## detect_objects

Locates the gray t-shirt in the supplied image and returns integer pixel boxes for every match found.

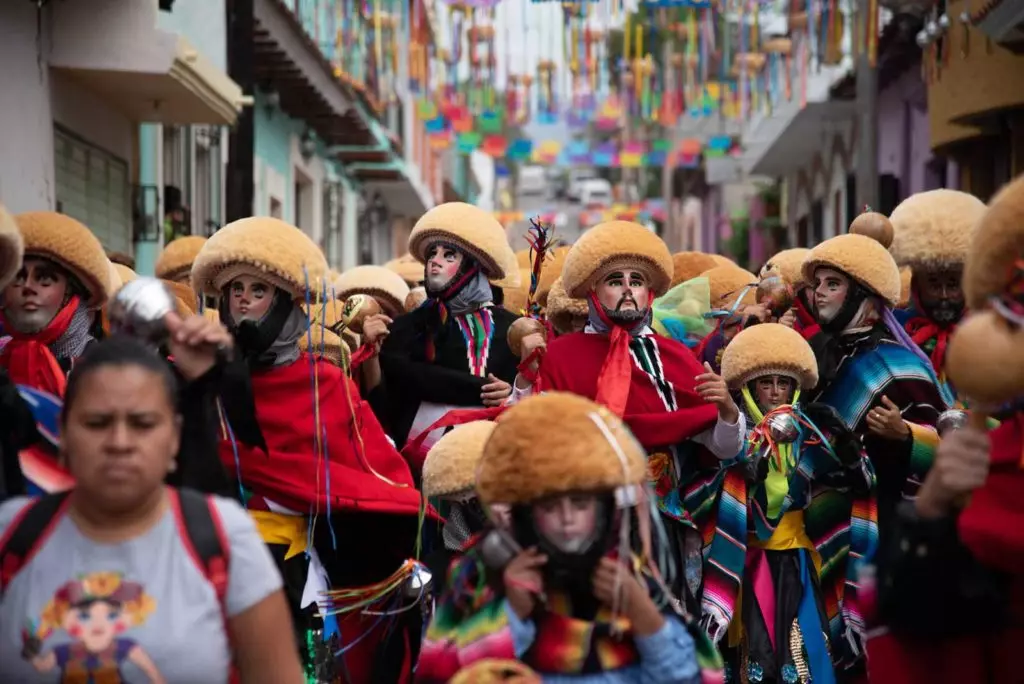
[0,494,282,684]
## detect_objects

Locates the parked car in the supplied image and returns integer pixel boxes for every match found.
[579,179,614,208]
[517,166,547,197]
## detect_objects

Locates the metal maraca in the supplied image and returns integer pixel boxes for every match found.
[767,412,800,444]
[107,277,176,345]
[936,409,969,436]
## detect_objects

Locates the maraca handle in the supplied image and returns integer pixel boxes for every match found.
[952,410,990,509]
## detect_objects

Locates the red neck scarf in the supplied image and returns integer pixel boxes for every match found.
[903,291,958,375]
[587,292,640,417]
[0,296,81,397]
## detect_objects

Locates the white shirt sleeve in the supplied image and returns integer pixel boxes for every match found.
[506,373,536,406]
[693,412,746,460]
[213,497,285,618]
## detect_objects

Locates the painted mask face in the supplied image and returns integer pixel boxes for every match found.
[813,267,850,323]
[532,494,599,554]
[916,266,964,325]
[2,257,71,333]
[227,275,274,325]
[424,244,464,292]
[595,268,651,323]
[753,374,795,411]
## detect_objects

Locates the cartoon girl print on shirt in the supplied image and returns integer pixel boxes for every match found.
[22,571,166,684]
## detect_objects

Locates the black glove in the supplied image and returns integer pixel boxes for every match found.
[802,402,861,467]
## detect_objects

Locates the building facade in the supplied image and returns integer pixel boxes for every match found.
[0,0,244,269]
[926,0,1024,200]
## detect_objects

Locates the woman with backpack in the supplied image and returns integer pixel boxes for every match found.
[0,336,304,683]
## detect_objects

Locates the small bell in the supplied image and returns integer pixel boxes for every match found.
[768,413,800,444]
[107,277,176,345]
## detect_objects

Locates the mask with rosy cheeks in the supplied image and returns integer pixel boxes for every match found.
[1,257,71,334]
[227,275,275,325]
[532,495,600,554]
[594,268,651,324]
[424,243,465,293]
[752,374,795,411]
[812,267,850,323]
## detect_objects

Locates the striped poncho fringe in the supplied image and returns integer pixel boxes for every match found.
[418,540,727,683]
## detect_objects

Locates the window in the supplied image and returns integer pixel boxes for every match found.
[54,127,131,254]
[163,126,192,233]
[269,197,283,219]
[293,168,314,236]
[193,126,223,235]
[323,180,343,267]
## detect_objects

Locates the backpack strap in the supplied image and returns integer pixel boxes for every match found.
[170,488,239,684]
[0,492,72,594]
[171,488,230,606]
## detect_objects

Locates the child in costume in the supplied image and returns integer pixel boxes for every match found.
[705,324,877,684]
[417,392,723,683]
[191,217,430,682]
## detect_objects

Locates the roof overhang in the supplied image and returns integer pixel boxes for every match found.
[253,0,374,146]
[354,163,435,217]
[972,0,1024,45]
[50,27,244,125]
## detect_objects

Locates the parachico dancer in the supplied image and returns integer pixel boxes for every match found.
[0,211,227,499]
[417,392,724,684]
[799,234,947,542]
[510,220,745,612]
[710,324,877,683]
[379,202,519,463]
[871,175,1024,684]
[888,190,986,392]
[191,217,430,682]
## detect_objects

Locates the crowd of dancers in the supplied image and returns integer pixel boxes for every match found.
[0,175,1021,683]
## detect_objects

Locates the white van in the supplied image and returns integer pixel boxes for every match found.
[517,166,547,197]
[579,179,613,208]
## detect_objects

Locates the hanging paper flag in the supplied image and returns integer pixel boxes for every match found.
[647,139,671,166]
[425,117,448,134]
[679,139,702,156]
[456,132,482,154]
[620,142,645,168]
[441,102,468,121]
[481,135,508,157]
[452,113,475,134]
[478,109,504,134]
[678,154,701,168]
[507,139,533,161]
[428,133,451,150]
[537,111,559,124]
[494,163,511,178]
[705,135,732,158]
[592,142,616,167]
[566,110,592,128]
[416,98,438,120]
[533,140,561,164]
[566,140,591,164]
